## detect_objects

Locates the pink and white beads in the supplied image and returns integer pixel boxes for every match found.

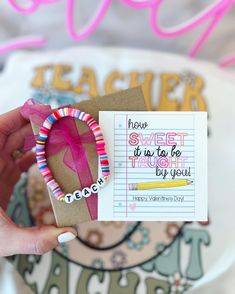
[36,107,110,202]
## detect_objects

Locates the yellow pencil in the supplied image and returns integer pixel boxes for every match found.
[129,179,193,190]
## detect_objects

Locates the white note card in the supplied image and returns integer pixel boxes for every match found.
[98,111,207,221]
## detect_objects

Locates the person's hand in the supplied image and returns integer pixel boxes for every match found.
[0,108,77,256]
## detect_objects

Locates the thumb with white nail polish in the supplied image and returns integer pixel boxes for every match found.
[0,206,78,256]
[58,231,76,243]
[10,225,77,256]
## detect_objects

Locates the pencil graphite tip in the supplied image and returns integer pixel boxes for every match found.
[187,180,193,185]
[129,183,137,190]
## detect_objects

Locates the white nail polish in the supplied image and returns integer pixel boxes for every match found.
[58,232,76,243]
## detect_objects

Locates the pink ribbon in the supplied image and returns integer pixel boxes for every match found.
[21,99,97,220]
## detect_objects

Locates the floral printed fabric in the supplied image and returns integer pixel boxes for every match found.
[2,47,235,293]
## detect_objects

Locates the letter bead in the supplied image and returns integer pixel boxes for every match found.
[36,107,110,203]
[90,184,99,193]
[82,187,91,198]
[73,190,82,200]
[64,193,74,204]
[97,177,106,187]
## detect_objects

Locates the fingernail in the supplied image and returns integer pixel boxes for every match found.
[58,232,76,243]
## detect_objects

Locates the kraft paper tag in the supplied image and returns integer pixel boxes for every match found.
[31,87,147,227]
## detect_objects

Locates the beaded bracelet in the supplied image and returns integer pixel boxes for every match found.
[36,107,110,204]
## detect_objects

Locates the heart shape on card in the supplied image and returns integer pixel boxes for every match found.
[129,203,136,211]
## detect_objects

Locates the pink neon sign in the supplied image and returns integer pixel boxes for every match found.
[3,0,235,66]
